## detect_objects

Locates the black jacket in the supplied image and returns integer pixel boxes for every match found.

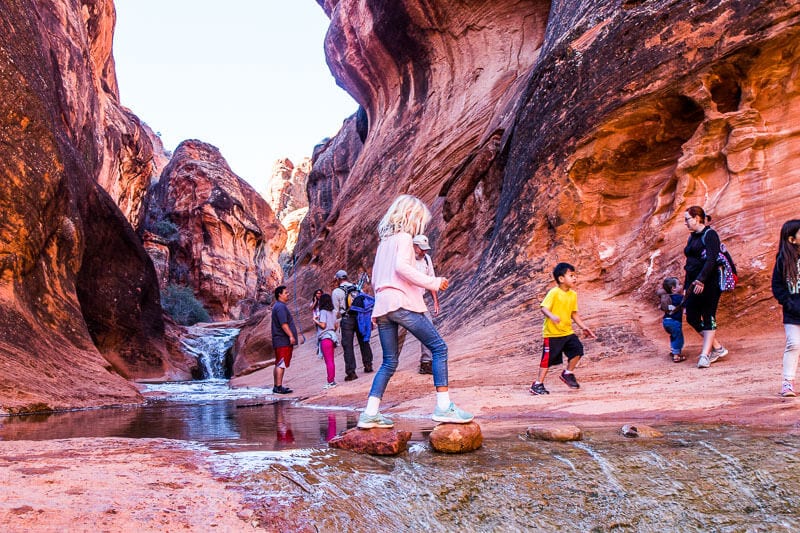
[771,256,800,325]
[684,227,720,287]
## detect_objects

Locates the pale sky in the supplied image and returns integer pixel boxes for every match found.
[113,1,357,189]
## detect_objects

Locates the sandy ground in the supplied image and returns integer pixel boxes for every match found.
[2,303,796,532]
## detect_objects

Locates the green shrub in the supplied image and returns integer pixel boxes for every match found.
[161,284,211,325]
[152,219,179,240]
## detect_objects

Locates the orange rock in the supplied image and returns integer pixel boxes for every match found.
[527,424,583,442]
[429,422,483,453]
[328,427,412,456]
[621,424,664,439]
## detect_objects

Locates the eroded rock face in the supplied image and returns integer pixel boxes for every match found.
[230,309,273,377]
[144,140,287,321]
[0,0,184,411]
[262,157,311,254]
[263,158,310,221]
[304,1,800,356]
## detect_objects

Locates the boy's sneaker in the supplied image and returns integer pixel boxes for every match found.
[697,354,711,368]
[272,385,293,394]
[529,382,549,395]
[781,381,796,398]
[709,346,729,364]
[357,411,394,429]
[432,402,474,424]
[560,370,580,389]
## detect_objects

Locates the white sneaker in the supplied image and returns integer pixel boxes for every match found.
[432,402,474,424]
[323,381,337,390]
[697,354,710,368]
[709,346,728,364]
[781,381,796,397]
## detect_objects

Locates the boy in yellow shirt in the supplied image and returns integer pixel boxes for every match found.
[530,263,596,395]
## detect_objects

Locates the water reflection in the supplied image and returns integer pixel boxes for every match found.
[0,388,356,451]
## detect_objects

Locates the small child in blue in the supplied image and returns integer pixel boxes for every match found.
[657,277,685,362]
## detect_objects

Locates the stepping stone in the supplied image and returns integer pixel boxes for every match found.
[429,421,483,453]
[621,424,663,438]
[526,423,582,442]
[328,427,411,456]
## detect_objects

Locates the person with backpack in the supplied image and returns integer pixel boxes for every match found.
[683,206,729,368]
[332,270,374,381]
[396,234,440,374]
[771,219,800,397]
[356,195,473,429]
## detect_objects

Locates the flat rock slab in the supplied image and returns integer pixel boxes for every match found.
[621,424,663,438]
[526,424,582,442]
[429,422,483,453]
[328,427,411,456]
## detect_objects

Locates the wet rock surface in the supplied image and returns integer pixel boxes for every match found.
[429,422,483,453]
[527,424,583,442]
[621,424,664,439]
[328,427,412,456]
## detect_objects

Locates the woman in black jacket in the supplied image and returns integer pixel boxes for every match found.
[683,206,728,368]
[771,219,800,397]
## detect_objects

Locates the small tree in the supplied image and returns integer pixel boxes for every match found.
[161,284,211,325]
[152,219,179,241]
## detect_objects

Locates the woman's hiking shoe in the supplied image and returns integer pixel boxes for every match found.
[560,370,580,389]
[697,354,711,368]
[357,411,394,429]
[709,346,729,364]
[529,382,549,395]
[272,385,293,394]
[432,402,474,424]
[781,381,796,397]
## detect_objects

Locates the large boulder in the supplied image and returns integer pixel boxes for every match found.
[143,140,287,321]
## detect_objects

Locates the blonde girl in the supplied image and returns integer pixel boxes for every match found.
[357,195,473,428]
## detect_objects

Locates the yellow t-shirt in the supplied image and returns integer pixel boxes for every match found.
[541,286,578,338]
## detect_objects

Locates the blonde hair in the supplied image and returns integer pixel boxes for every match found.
[377,195,431,239]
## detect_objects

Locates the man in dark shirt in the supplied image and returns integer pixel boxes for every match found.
[271,285,297,394]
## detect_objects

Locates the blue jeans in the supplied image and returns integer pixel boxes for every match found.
[662,317,684,355]
[369,308,448,398]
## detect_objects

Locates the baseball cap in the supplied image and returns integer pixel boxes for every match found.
[334,269,348,280]
[412,235,431,250]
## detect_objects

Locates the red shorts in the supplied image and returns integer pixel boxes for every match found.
[275,345,293,368]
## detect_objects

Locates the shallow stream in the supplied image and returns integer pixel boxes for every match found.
[2,381,799,531]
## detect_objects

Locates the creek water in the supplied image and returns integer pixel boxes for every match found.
[3,322,800,531]
[1,381,799,530]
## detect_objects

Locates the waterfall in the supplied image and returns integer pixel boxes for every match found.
[180,326,241,380]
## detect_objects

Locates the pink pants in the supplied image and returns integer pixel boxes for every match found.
[321,338,336,383]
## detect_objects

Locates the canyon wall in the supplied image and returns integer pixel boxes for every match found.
[0,0,191,413]
[143,140,287,321]
[262,157,311,254]
[299,0,800,350]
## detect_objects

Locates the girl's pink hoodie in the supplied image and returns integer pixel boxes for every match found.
[371,232,442,318]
